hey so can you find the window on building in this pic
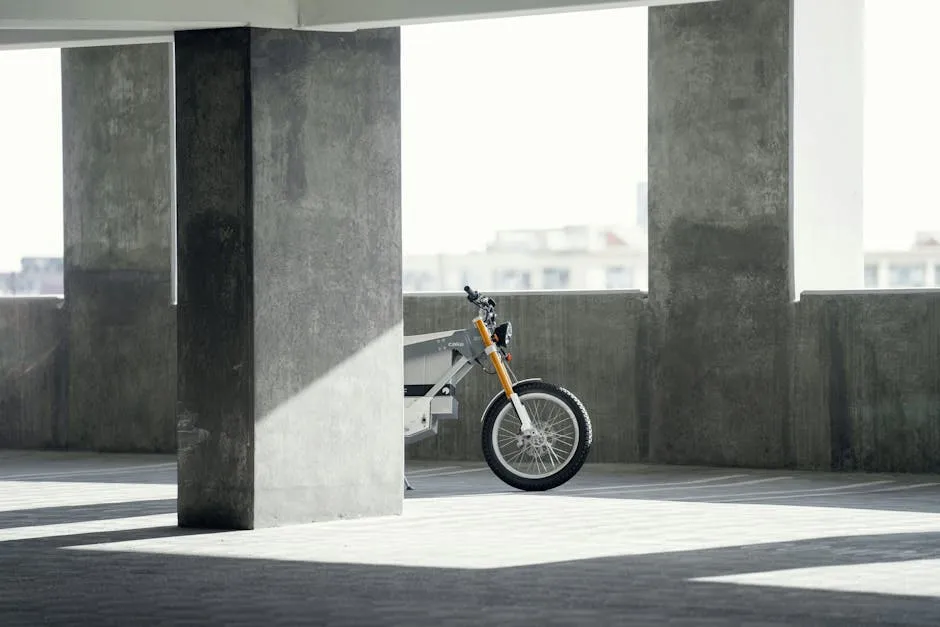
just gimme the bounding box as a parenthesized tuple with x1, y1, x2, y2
(887, 263, 927, 288)
(543, 267, 570, 289)
(494, 269, 531, 290)
(605, 265, 634, 289)
(864, 264, 879, 288)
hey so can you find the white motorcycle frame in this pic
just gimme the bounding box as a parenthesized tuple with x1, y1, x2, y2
(403, 310, 535, 446)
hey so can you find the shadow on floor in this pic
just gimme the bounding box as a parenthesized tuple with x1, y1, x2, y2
(1, 527, 939, 626)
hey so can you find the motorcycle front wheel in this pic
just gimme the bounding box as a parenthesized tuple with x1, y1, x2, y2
(481, 380, 593, 491)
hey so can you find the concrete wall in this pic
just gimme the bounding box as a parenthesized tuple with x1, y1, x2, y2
(0, 298, 67, 449)
(4, 290, 939, 475)
(404, 291, 650, 463)
(793, 292, 940, 473)
(404, 290, 940, 473)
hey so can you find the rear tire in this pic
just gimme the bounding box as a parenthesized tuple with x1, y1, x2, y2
(481, 380, 592, 491)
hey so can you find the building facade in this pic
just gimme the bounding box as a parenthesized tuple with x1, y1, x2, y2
(405, 228, 940, 294)
(864, 232, 940, 289)
(0, 257, 64, 296)
(404, 223, 650, 293)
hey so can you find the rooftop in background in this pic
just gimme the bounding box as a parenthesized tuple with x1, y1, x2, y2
(0, 256, 63, 296)
(485, 223, 648, 255)
(865, 231, 940, 259)
(914, 231, 940, 249)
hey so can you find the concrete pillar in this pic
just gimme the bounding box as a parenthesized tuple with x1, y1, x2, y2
(174, 27, 403, 530)
(61, 43, 176, 452)
(648, 0, 792, 467)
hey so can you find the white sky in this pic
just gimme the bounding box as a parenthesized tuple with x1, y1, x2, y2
(0, 1, 938, 271)
(0, 47, 62, 271)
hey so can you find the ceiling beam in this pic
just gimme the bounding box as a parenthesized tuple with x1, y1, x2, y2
(298, 0, 720, 31)
(0, 29, 171, 50)
(0, 0, 719, 43)
(0, 0, 299, 31)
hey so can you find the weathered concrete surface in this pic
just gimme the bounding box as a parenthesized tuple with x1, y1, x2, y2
(648, 0, 793, 469)
(404, 291, 649, 463)
(794, 292, 940, 474)
(175, 27, 402, 530)
(0, 298, 67, 449)
(61, 43, 176, 453)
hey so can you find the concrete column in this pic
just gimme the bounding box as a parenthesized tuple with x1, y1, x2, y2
(61, 43, 176, 452)
(648, 0, 792, 467)
(174, 27, 403, 530)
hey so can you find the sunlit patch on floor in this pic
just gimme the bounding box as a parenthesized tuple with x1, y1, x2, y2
(66, 494, 940, 570)
(0, 481, 176, 512)
(692, 559, 940, 598)
(0, 515, 177, 543)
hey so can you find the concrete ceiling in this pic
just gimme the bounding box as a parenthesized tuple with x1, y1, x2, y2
(0, 0, 718, 49)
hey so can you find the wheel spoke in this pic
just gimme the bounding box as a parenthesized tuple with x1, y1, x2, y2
(498, 428, 518, 438)
(505, 447, 528, 465)
(533, 453, 546, 475)
(545, 444, 562, 467)
(543, 407, 566, 431)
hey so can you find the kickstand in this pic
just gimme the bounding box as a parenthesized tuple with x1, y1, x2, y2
(404, 474, 414, 491)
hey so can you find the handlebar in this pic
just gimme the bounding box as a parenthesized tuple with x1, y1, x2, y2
(464, 285, 497, 325)
(464, 285, 493, 307)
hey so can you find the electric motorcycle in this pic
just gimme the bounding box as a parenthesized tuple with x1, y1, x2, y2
(403, 285, 593, 491)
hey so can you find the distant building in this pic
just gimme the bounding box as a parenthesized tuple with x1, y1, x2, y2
(404, 222, 650, 293)
(404, 181, 652, 293)
(0, 257, 64, 296)
(405, 221, 940, 294)
(864, 232, 940, 289)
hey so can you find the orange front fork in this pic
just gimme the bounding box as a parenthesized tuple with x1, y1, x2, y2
(474, 316, 534, 432)
(474, 317, 514, 398)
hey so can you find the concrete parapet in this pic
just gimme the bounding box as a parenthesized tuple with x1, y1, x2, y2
(794, 291, 940, 473)
(0, 298, 67, 449)
(4, 289, 940, 475)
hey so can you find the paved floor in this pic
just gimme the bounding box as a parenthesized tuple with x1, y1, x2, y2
(1, 451, 940, 626)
